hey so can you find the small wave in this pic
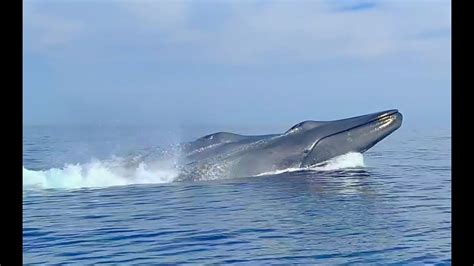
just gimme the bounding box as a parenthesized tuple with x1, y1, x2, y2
(256, 152, 365, 176)
(23, 158, 179, 190)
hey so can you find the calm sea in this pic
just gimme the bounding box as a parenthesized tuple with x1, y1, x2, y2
(23, 124, 451, 264)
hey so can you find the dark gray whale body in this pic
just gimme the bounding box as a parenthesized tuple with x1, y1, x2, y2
(177, 109, 403, 180)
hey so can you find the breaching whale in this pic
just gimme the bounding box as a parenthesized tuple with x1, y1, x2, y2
(176, 109, 402, 180)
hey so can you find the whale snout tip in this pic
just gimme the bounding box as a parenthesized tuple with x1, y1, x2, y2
(382, 109, 402, 123)
(395, 111, 403, 121)
(383, 110, 403, 131)
(393, 111, 403, 129)
(392, 109, 402, 122)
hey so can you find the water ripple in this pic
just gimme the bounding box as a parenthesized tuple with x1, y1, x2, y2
(23, 126, 451, 264)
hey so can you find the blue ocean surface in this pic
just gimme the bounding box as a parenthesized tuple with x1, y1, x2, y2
(23, 124, 451, 264)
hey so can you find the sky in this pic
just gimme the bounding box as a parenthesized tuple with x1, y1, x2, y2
(23, 0, 451, 129)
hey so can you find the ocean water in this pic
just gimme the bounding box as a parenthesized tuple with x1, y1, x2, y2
(23, 124, 451, 264)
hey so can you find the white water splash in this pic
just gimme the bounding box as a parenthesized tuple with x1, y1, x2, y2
(23, 152, 365, 189)
(23, 158, 180, 190)
(310, 152, 365, 171)
(256, 152, 365, 176)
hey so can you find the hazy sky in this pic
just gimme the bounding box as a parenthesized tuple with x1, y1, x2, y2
(23, 0, 451, 128)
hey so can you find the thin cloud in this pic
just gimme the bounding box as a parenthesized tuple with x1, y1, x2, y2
(334, 1, 377, 12)
(22, 0, 451, 126)
(114, 0, 451, 64)
(24, 0, 451, 65)
(23, 2, 85, 53)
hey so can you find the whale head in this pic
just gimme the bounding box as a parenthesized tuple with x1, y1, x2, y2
(277, 109, 402, 167)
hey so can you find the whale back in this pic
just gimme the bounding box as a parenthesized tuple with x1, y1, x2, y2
(285, 120, 327, 134)
(182, 131, 280, 163)
(182, 132, 247, 153)
(198, 132, 246, 144)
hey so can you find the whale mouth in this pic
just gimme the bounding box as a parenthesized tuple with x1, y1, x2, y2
(333, 110, 401, 139)
(300, 110, 403, 167)
(310, 110, 401, 150)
